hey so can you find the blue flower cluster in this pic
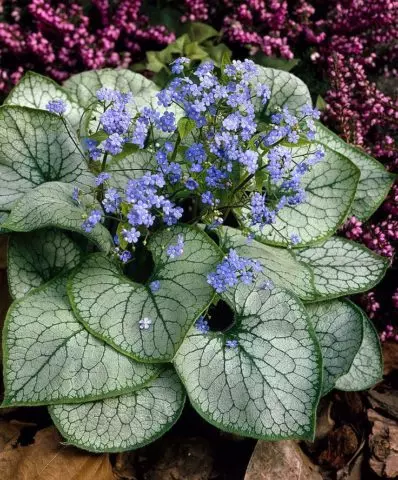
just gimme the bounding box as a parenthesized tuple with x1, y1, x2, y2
(73, 57, 327, 269)
(46, 99, 67, 115)
(166, 234, 185, 259)
(158, 59, 267, 187)
(207, 249, 262, 293)
(249, 144, 325, 230)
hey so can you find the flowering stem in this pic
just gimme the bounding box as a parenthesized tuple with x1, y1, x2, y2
(61, 117, 86, 159)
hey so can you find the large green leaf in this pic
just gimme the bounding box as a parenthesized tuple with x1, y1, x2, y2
(315, 122, 395, 221)
(216, 226, 316, 300)
(251, 66, 311, 117)
(49, 368, 185, 453)
(2, 275, 159, 406)
(243, 145, 360, 247)
(306, 300, 363, 394)
(174, 281, 322, 441)
(4, 71, 83, 132)
(8, 229, 82, 299)
(296, 237, 389, 300)
(68, 226, 222, 362)
(335, 312, 383, 391)
(0, 106, 94, 211)
(2, 182, 113, 253)
(63, 68, 159, 110)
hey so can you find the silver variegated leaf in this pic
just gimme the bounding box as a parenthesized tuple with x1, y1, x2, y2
(68, 225, 222, 362)
(0, 106, 94, 211)
(306, 299, 363, 394)
(2, 182, 113, 253)
(4, 71, 83, 132)
(242, 145, 360, 247)
(174, 281, 322, 441)
(106, 151, 155, 191)
(63, 68, 159, 112)
(64, 68, 182, 139)
(251, 66, 312, 117)
(7, 229, 82, 299)
(216, 226, 316, 300)
(315, 122, 395, 221)
(296, 237, 389, 300)
(49, 368, 185, 453)
(2, 275, 159, 406)
(335, 312, 383, 391)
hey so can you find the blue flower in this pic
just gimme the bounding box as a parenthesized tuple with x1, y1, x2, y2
(84, 138, 103, 161)
(46, 99, 67, 115)
(171, 57, 190, 74)
(185, 178, 199, 190)
(100, 108, 131, 135)
(205, 166, 226, 188)
(95, 172, 111, 186)
(256, 83, 271, 104)
(201, 191, 214, 205)
(72, 187, 80, 203)
(185, 143, 206, 165)
(119, 250, 132, 263)
(102, 188, 121, 213)
(103, 133, 124, 156)
(290, 233, 301, 245)
(149, 280, 161, 293)
(139, 317, 152, 330)
(122, 227, 141, 244)
(82, 210, 102, 233)
(132, 118, 149, 148)
(226, 339, 239, 349)
(96, 87, 117, 102)
(195, 316, 210, 334)
(166, 234, 184, 259)
(156, 111, 176, 133)
(207, 249, 262, 293)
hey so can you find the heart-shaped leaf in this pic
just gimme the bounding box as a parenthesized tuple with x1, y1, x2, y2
(315, 122, 395, 221)
(242, 145, 360, 247)
(0, 106, 94, 211)
(63, 68, 159, 110)
(4, 71, 83, 132)
(68, 226, 222, 362)
(7, 229, 82, 299)
(251, 66, 311, 117)
(296, 237, 389, 300)
(306, 299, 363, 394)
(216, 226, 316, 300)
(2, 182, 113, 253)
(335, 312, 383, 391)
(49, 368, 185, 453)
(174, 281, 322, 441)
(2, 275, 159, 406)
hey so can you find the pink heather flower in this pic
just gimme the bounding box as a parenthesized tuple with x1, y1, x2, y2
(0, 0, 175, 94)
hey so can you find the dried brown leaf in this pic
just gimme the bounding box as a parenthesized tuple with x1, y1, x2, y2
(0, 425, 114, 480)
(244, 440, 322, 480)
(368, 409, 398, 478)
